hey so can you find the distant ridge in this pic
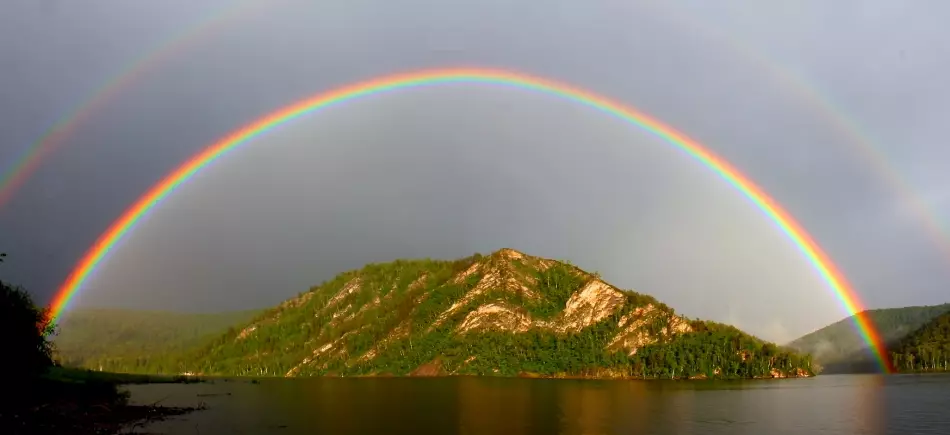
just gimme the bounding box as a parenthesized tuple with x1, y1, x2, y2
(787, 302, 950, 373)
(54, 308, 262, 369)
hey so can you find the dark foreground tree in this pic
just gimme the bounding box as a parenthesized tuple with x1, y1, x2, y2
(0, 279, 55, 382)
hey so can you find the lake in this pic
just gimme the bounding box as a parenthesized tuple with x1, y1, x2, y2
(125, 374, 950, 434)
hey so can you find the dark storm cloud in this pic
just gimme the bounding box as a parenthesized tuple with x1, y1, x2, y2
(1, 0, 948, 343)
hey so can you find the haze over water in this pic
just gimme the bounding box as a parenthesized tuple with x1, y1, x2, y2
(126, 374, 950, 434)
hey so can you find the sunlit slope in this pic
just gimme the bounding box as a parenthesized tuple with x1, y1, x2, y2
(104, 249, 814, 379)
(890, 311, 950, 372)
(54, 308, 262, 369)
(787, 303, 950, 373)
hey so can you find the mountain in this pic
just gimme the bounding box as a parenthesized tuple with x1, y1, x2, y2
(54, 308, 262, 370)
(82, 249, 814, 380)
(891, 311, 950, 372)
(787, 303, 950, 373)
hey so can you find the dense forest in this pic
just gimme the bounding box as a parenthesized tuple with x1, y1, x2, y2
(63, 249, 815, 380)
(890, 312, 950, 372)
(787, 303, 950, 373)
(54, 308, 261, 369)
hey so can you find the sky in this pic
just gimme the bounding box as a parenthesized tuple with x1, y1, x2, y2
(0, 0, 947, 344)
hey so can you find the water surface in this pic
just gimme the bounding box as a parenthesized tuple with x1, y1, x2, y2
(126, 374, 950, 434)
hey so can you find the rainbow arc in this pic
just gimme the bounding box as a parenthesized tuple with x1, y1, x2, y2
(48, 68, 893, 373)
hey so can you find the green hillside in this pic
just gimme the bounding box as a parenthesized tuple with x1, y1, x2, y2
(891, 312, 950, 372)
(787, 303, 950, 373)
(54, 308, 262, 369)
(81, 249, 815, 380)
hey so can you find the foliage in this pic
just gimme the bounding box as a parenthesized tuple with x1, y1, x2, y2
(787, 303, 950, 373)
(526, 263, 586, 318)
(0, 278, 56, 381)
(890, 312, 950, 372)
(65, 250, 816, 380)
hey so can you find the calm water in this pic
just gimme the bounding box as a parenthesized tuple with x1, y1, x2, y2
(125, 374, 950, 434)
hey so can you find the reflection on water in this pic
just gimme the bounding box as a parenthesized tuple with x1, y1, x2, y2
(126, 374, 950, 435)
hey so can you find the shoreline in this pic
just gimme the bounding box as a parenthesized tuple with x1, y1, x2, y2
(1, 367, 207, 435)
(98, 369, 816, 383)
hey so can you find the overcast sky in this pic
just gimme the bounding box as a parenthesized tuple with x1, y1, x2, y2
(0, 0, 947, 343)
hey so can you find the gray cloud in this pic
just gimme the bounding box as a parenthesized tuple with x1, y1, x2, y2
(2, 0, 948, 343)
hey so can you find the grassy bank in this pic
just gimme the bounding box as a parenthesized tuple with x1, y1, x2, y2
(44, 366, 206, 385)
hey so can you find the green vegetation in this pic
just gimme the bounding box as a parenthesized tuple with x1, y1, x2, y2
(75, 249, 815, 380)
(55, 307, 262, 370)
(890, 312, 950, 372)
(787, 303, 950, 373)
(524, 262, 586, 319)
(1, 253, 200, 434)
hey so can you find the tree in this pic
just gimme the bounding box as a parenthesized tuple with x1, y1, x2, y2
(1, 254, 56, 382)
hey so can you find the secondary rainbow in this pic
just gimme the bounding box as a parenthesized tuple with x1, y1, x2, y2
(49, 67, 894, 373)
(0, 0, 266, 209)
(655, 1, 950, 262)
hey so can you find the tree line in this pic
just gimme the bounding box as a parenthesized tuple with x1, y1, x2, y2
(890, 312, 950, 372)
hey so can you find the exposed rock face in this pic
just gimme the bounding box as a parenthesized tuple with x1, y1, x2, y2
(458, 303, 532, 334)
(558, 280, 627, 334)
(452, 277, 693, 357)
(437, 251, 694, 357)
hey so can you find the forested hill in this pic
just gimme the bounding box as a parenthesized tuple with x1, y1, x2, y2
(79, 249, 815, 380)
(891, 312, 950, 372)
(787, 303, 950, 373)
(54, 308, 262, 369)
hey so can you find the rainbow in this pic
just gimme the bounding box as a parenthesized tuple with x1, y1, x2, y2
(0, 0, 265, 209)
(49, 67, 894, 373)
